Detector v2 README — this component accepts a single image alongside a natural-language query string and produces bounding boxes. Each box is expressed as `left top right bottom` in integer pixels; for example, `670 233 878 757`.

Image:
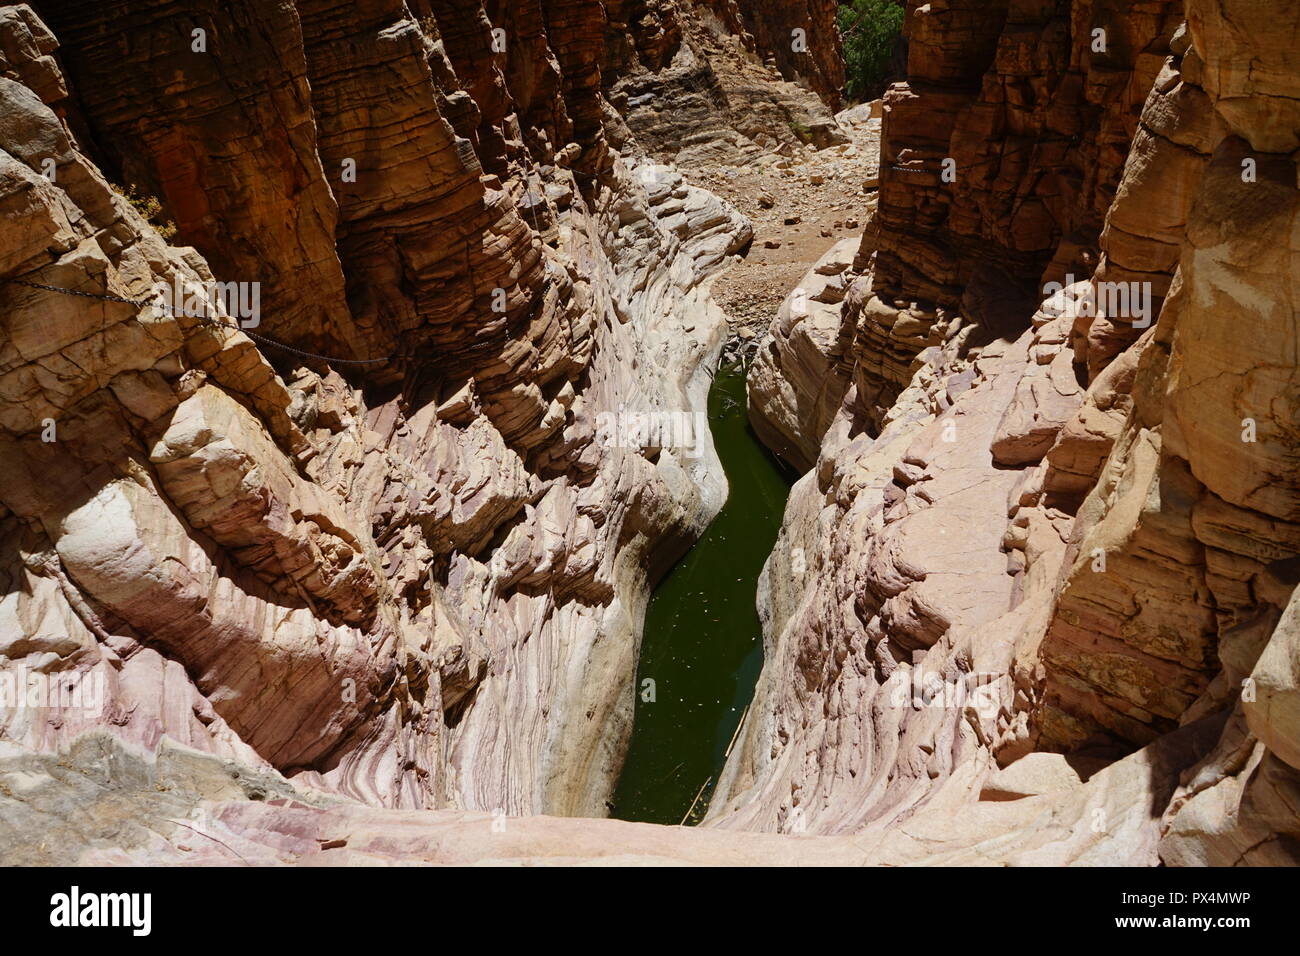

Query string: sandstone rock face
714 0 1300 866
0 696 1236 866
3 0 1298 868
1025 0 1300 771
695 0 844 108
0 1 760 826
856 0 1183 423
748 0 1165 461
745 237 858 471
606 0 847 166
30 0 360 359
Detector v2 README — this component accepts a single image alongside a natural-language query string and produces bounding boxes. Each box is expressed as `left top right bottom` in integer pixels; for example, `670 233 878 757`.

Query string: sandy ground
698 112 881 338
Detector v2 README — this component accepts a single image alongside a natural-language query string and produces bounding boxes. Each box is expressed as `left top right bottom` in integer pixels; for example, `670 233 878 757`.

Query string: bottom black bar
2 864 1287 942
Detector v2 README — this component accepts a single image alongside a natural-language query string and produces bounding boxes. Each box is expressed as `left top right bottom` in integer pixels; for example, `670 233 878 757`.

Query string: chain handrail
5 278 394 365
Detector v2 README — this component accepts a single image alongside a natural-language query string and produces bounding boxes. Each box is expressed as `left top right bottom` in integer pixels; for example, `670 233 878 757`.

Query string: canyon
0 0 1296 867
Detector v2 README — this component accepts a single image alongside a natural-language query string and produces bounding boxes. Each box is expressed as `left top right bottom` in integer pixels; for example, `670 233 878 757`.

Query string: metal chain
10 278 149 306
887 134 1081 179
6 278 394 365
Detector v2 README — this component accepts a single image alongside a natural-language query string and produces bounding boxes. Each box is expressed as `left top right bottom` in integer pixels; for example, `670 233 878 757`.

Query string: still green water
611 362 795 825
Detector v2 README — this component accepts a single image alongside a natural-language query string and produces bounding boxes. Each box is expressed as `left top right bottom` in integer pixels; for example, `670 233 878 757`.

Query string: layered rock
696 0 844 109
605 0 847 166
1019 0 1300 771
3 0 1297 868
747 0 1184 465
0 0 755 826
719 0 1300 866
0 723 1228 865
29 0 362 360
852 0 1181 428
745 237 858 471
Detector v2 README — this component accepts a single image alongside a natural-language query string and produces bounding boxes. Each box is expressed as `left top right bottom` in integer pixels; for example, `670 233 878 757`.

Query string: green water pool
611 362 796 825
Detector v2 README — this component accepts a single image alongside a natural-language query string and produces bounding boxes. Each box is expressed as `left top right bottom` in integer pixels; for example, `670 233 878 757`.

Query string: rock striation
727 0 1300 865
606 0 847 166
0 0 761 826
2 0 1297 867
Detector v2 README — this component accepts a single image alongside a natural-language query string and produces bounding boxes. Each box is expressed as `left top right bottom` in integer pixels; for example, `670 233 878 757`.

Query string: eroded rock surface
0 0 765 826
717 0 1300 866
3 0 1297 867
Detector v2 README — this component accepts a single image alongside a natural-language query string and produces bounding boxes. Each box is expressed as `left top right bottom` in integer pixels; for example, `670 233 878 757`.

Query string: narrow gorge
0 0 1296 870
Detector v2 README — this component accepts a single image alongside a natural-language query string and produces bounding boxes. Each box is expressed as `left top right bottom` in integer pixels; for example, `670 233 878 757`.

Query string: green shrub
111 182 177 240
839 0 905 101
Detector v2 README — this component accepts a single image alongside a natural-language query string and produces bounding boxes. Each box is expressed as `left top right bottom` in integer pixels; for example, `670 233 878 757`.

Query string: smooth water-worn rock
0 1 764 824
2 0 1297 867
716 0 1300 866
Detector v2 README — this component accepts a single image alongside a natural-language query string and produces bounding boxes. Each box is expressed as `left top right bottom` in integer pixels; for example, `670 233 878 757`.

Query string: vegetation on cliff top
839 0 905 101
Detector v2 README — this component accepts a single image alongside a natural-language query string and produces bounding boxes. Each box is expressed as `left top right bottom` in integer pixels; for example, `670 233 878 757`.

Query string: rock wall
721 0 1300 865
0 0 766 823
3 0 1295 867
605 1 847 167
750 0 1183 457
695 0 844 107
